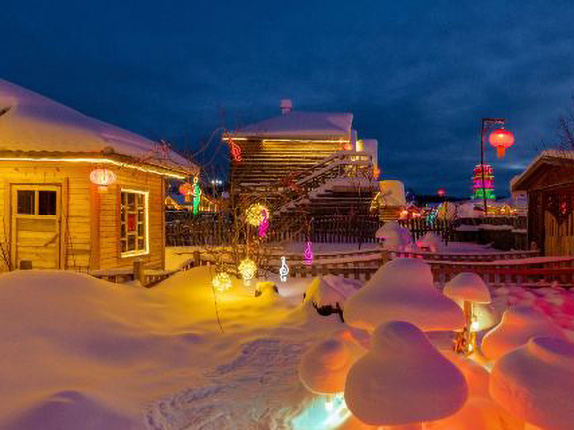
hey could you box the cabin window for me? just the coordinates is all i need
[120,190,149,257]
[17,190,57,216]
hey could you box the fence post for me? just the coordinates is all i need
[193,250,201,267]
[133,259,145,287]
[19,259,33,270]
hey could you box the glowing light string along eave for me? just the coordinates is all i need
[0,156,189,179]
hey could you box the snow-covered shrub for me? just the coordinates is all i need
[303,275,362,320]
[375,221,412,250]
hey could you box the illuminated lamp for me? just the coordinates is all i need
[245,203,269,227]
[343,143,353,151]
[238,258,257,286]
[437,188,446,197]
[212,272,232,292]
[90,168,117,190]
[372,166,380,179]
[303,241,314,266]
[489,129,515,158]
[279,256,289,282]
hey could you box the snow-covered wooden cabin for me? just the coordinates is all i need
[511,151,574,256]
[225,99,379,218]
[0,80,197,271]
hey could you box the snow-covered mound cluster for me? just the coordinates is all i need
[375,221,413,250]
[345,258,465,331]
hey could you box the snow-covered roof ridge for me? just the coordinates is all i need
[511,149,574,191]
[0,79,196,175]
[233,111,353,139]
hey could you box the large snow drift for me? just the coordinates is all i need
[0,268,342,430]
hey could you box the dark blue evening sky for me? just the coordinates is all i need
[2,1,574,196]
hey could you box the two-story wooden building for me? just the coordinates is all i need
[0,79,197,271]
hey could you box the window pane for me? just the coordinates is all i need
[127,235,136,251]
[17,190,35,215]
[38,191,57,215]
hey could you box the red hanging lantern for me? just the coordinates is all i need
[90,168,117,186]
[437,188,446,197]
[343,143,353,151]
[489,129,515,158]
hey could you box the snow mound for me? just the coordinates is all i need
[5,390,137,430]
[416,232,444,252]
[482,305,566,361]
[444,272,491,304]
[375,221,412,250]
[344,321,468,426]
[344,259,464,332]
[490,336,574,430]
[303,275,361,310]
[298,338,354,394]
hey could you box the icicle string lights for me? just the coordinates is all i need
[279,256,289,282]
[304,241,314,266]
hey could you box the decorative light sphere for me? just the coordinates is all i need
[90,168,117,186]
[489,129,515,158]
[238,258,257,283]
[245,203,269,227]
[212,272,232,292]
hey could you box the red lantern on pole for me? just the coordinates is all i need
[489,129,515,158]
[437,188,446,197]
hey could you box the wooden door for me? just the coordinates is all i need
[11,185,62,269]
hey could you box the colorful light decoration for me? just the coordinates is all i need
[192,176,201,215]
[472,164,496,200]
[229,137,243,162]
[489,128,515,158]
[90,168,117,187]
[212,272,232,292]
[279,256,289,282]
[245,203,269,227]
[437,188,446,197]
[258,209,270,237]
[238,258,257,286]
[342,143,353,151]
[303,241,314,266]
[179,181,193,202]
[372,166,380,179]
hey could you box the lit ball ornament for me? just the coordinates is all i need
[212,272,232,292]
[245,203,270,227]
[90,168,117,186]
[489,128,515,159]
[238,258,257,285]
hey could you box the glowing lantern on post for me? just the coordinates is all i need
[238,258,257,286]
[90,168,117,192]
[489,129,515,158]
[437,188,446,197]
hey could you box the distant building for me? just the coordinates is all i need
[511,151,574,256]
[224,100,378,225]
[0,79,196,271]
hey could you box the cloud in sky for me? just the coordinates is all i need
[2,0,574,194]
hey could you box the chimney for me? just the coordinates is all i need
[280,99,293,115]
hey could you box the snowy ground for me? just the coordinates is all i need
[0,267,343,430]
[1,257,573,429]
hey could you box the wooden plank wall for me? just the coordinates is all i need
[0,162,165,272]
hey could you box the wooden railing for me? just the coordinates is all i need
[388,249,541,262]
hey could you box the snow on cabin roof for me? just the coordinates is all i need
[0,79,196,176]
[511,150,574,191]
[233,111,353,139]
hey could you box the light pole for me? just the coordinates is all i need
[479,118,505,215]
